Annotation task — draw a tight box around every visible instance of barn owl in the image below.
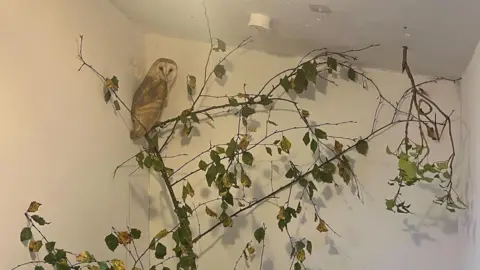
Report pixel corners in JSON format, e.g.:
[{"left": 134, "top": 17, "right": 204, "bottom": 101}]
[{"left": 130, "top": 58, "right": 178, "bottom": 140}]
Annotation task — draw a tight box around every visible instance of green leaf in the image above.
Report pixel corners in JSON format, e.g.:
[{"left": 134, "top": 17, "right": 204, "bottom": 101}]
[
  {"left": 302, "top": 61, "right": 317, "bottom": 82},
  {"left": 198, "top": 160, "right": 208, "bottom": 171},
  {"left": 20, "top": 227, "right": 32, "bottom": 242},
  {"left": 190, "top": 113, "right": 200, "bottom": 123},
  {"left": 259, "top": 95, "right": 273, "bottom": 106},
  {"left": 314, "top": 128, "right": 327, "bottom": 139},
  {"left": 45, "top": 242, "right": 55, "bottom": 252},
  {"left": 310, "top": 139, "right": 317, "bottom": 153},
  {"left": 285, "top": 168, "right": 295, "bottom": 178},
  {"left": 302, "top": 132, "right": 310, "bottom": 146},
  {"left": 301, "top": 109, "right": 310, "bottom": 118},
  {"left": 56, "top": 263, "right": 69, "bottom": 270},
  {"left": 31, "top": 215, "right": 49, "bottom": 226},
  {"left": 307, "top": 240, "right": 312, "bottom": 254},
  {"left": 327, "top": 57, "right": 337, "bottom": 71},
  {"left": 265, "top": 147, "right": 272, "bottom": 156},
  {"left": 241, "top": 106, "right": 256, "bottom": 118},
  {"left": 43, "top": 253, "right": 56, "bottom": 264},
  {"left": 144, "top": 156, "right": 153, "bottom": 168},
  {"left": 348, "top": 67, "right": 357, "bottom": 81},
  {"left": 105, "top": 233, "right": 119, "bottom": 252},
  {"left": 98, "top": 262, "right": 109, "bottom": 270},
  {"left": 242, "top": 152, "right": 254, "bottom": 166},
  {"left": 295, "top": 241, "right": 305, "bottom": 250},
  {"left": 280, "top": 136, "right": 292, "bottom": 153},
  {"left": 294, "top": 262, "right": 301, "bottom": 270},
  {"left": 254, "top": 227, "right": 266, "bottom": 243},
  {"left": 228, "top": 97, "right": 238, "bottom": 106},
  {"left": 155, "top": 243, "right": 167, "bottom": 259},
  {"left": 356, "top": 140, "right": 369, "bottom": 156},
  {"left": 55, "top": 249, "right": 67, "bottom": 261},
  {"left": 323, "top": 162, "right": 336, "bottom": 174},
  {"left": 34, "top": 266, "right": 44, "bottom": 270},
  {"left": 214, "top": 64, "right": 226, "bottom": 78},
  {"left": 224, "top": 192, "right": 234, "bottom": 206},
  {"left": 293, "top": 69, "right": 308, "bottom": 93},
  {"left": 280, "top": 75, "right": 291, "bottom": 92},
  {"left": 206, "top": 165, "right": 217, "bottom": 186},
  {"left": 111, "top": 76, "right": 119, "bottom": 88},
  {"left": 163, "top": 268, "right": 171, "bottom": 270},
  {"left": 210, "top": 150, "right": 221, "bottom": 164},
  {"left": 385, "top": 199, "right": 395, "bottom": 211},
  {"left": 398, "top": 158, "right": 417, "bottom": 178},
  {"left": 216, "top": 146, "right": 226, "bottom": 154},
  {"left": 296, "top": 202, "right": 302, "bottom": 214},
  {"left": 130, "top": 228, "right": 141, "bottom": 239},
  {"left": 213, "top": 38, "right": 227, "bottom": 52}
]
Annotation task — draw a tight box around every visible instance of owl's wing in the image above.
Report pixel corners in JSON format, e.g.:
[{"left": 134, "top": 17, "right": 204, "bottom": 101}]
[{"left": 130, "top": 76, "right": 166, "bottom": 140}]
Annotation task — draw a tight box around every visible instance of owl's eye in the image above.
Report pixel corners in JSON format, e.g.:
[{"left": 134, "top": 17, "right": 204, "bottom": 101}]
[
  {"left": 168, "top": 68, "right": 173, "bottom": 74},
  {"left": 159, "top": 67, "right": 164, "bottom": 72}
]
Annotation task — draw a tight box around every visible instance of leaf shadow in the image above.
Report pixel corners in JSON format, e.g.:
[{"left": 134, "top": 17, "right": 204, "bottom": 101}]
[
  {"left": 151, "top": 172, "right": 178, "bottom": 224},
  {"left": 402, "top": 218, "right": 436, "bottom": 246}
]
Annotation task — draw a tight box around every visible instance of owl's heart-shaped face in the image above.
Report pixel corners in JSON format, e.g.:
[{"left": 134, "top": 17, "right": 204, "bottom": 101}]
[{"left": 154, "top": 58, "right": 178, "bottom": 84}]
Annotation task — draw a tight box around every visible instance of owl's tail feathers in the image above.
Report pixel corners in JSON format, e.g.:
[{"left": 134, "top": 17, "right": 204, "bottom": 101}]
[{"left": 130, "top": 128, "right": 145, "bottom": 141}]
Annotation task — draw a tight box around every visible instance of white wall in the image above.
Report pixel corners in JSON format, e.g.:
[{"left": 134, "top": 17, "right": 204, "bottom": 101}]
[
  {"left": 0, "top": 1, "right": 150, "bottom": 269},
  {"left": 458, "top": 40, "right": 480, "bottom": 270},
  {"left": 146, "top": 34, "right": 467, "bottom": 269}
]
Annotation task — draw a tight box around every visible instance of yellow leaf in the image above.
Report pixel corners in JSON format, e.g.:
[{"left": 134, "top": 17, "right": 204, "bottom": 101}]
[
  {"left": 117, "top": 231, "right": 132, "bottom": 245},
  {"left": 87, "top": 266, "right": 100, "bottom": 270},
  {"left": 105, "top": 78, "right": 118, "bottom": 91},
  {"left": 28, "top": 240, "right": 42, "bottom": 252},
  {"left": 280, "top": 136, "right": 292, "bottom": 153},
  {"left": 247, "top": 126, "right": 257, "bottom": 132},
  {"left": 334, "top": 141, "right": 343, "bottom": 154},
  {"left": 301, "top": 109, "right": 310, "bottom": 118},
  {"left": 247, "top": 246, "right": 255, "bottom": 255},
  {"left": 222, "top": 216, "right": 233, "bottom": 227},
  {"left": 111, "top": 259, "right": 125, "bottom": 270},
  {"left": 316, "top": 219, "right": 328, "bottom": 233},
  {"left": 296, "top": 249, "right": 306, "bottom": 262},
  {"left": 222, "top": 174, "right": 232, "bottom": 189},
  {"left": 241, "top": 169, "right": 252, "bottom": 188},
  {"left": 239, "top": 135, "right": 249, "bottom": 150},
  {"left": 238, "top": 201, "right": 245, "bottom": 207},
  {"left": 27, "top": 201, "right": 42, "bottom": 213},
  {"left": 76, "top": 251, "right": 94, "bottom": 263},
  {"left": 155, "top": 229, "right": 169, "bottom": 239},
  {"left": 205, "top": 206, "right": 218, "bottom": 218},
  {"left": 277, "top": 206, "right": 285, "bottom": 220}
]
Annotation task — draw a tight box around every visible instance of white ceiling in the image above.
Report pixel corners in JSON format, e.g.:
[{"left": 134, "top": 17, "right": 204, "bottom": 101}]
[{"left": 109, "top": 0, "right": 480, "bottom": 77}]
